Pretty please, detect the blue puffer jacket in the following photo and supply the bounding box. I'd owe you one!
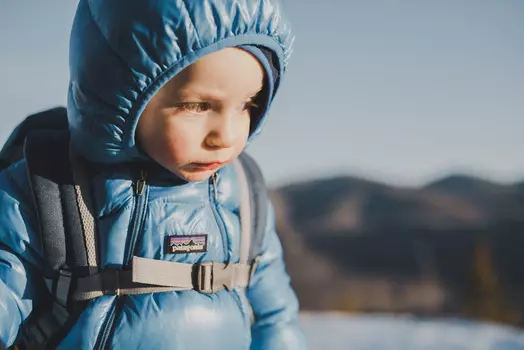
[0,0,306,349]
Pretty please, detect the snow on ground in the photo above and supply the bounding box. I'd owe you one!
[299,313,524,350]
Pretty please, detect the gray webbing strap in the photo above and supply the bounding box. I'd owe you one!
[73,266,184,300]
[133,256,251,292]
[73,257,253,300]
[232,159,251,266]
[234,157,257,325]
[237,153,268,263]
[69,146,99,271]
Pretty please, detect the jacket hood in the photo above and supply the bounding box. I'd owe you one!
[67,0,293,164]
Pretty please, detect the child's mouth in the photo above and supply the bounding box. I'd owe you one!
[188,161,225,172]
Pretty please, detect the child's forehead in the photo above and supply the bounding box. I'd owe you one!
[159,48,265,100]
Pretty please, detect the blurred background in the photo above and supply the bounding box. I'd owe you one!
[1,1,523,349]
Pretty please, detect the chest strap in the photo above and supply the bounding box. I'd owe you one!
[69,157,256,300]
[72,256,259,300]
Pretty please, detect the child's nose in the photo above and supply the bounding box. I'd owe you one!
[205,114,239,149]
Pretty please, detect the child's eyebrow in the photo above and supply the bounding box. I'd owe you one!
[170,86,264,102]
[169,88,223,102]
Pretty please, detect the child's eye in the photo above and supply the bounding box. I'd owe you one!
[174,102,211,114]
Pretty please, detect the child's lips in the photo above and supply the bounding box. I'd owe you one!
[187,161,225,171]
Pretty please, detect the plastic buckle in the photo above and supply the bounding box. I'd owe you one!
[55,269,73,307]
[196,262,214,294]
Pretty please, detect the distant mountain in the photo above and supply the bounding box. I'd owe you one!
[279,174,524,232]
[424,175,524,221]
[424,174,504,194]
[278,174,508,236]
[272,174,524,326]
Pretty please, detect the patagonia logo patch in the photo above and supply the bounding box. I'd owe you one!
[165,235,208,254]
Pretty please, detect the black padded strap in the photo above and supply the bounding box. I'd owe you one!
[238,153,268,262]
[24,130,90,278]
[22,130,95,349]
[25,131,70,276]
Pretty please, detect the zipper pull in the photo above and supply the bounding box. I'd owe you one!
[135,169,147,196]
[212,172,219,201]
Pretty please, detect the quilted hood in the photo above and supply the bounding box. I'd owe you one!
[67,0,293,163]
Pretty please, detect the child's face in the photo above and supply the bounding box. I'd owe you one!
[137,48,264,182]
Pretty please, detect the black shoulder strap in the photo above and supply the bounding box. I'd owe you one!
[25,130,90,278]
[238,153,268,262]
[22,131,95,349]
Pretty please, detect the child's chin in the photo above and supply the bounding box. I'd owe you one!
[179,170,214,183]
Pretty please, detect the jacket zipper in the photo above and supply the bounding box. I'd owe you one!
[210,172,229,260]
[124,169,148,263]
[211,172,250,345]
[94,170,148,350]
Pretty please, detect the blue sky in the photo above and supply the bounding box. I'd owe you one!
[0,1,522,187]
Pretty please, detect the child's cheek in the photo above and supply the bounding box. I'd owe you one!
[167,132,191,164]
